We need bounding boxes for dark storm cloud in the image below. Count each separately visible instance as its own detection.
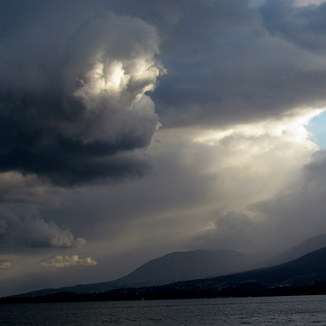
[261,0,326,52]
[2,0,326,185]
[0,173,61,204]
[0,2,162,185]
[0,214,85,250]
[108,0,326,127]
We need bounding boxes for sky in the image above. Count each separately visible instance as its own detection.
[309,111,326,148]
[1,0,326,296]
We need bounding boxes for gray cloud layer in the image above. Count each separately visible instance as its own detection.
[106,0,326,127]
[0,215,85,250]
[262,0,326,52]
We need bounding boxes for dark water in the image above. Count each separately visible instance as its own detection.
[1,295,326,325]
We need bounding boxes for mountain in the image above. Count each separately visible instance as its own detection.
[113,249,254,286]
[215,245,326,286]
[104,245,326,299]
[122,245,326,299]
[15,249,255,297]
[10,234,326,299]
[6,246,326,302]
[267,234,326,266]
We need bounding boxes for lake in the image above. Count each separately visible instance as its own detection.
[1,295,326,325]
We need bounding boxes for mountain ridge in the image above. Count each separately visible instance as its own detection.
[17,249,254,297]
[9,234,326,299]
[5,245,326,302]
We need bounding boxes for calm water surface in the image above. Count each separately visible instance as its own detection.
[1,295,326,325]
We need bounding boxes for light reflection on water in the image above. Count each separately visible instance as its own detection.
[0,295,326,325]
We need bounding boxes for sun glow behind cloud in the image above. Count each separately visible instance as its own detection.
[77,61,129,96]
[194,108,323,148]
[74,57,163,110]
[184,108,324,217]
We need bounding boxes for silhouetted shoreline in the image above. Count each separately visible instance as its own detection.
[2,280,326,304]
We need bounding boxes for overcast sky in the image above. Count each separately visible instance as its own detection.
[1,0,326,296]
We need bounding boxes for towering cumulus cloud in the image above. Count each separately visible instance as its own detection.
[0,10,163,185]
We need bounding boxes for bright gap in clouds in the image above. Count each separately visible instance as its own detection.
[194,109,322,148]
[308,110,326,149]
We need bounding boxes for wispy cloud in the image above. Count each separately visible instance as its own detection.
[0,260,12,270]
[40,255,97,269]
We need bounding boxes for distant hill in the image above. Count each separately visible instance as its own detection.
[214,245,326,287]
[114,249,254,286]
[131,245,326,299]
[14,249,255,297]
[265,234,326,266]
[101,245,326,298]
